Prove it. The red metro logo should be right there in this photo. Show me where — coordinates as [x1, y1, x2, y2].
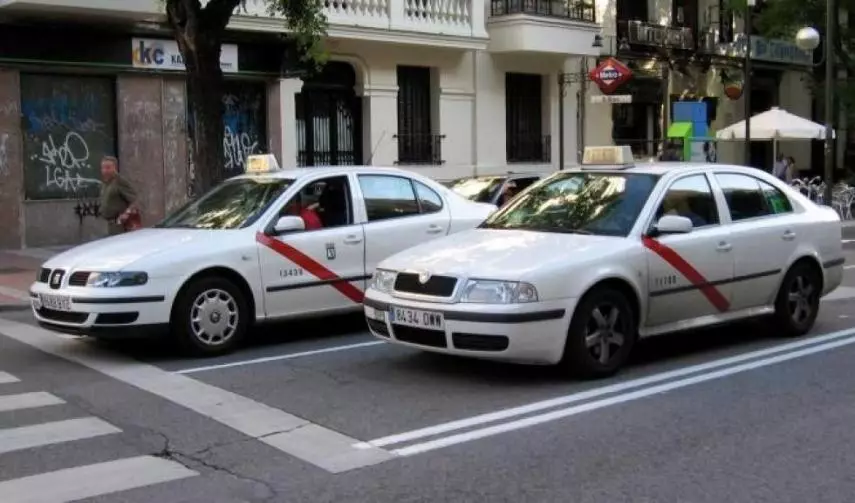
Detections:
[589, 58, 633, 95]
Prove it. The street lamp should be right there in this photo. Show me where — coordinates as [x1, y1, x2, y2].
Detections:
[744, 0, 756, 167]
[557, 34, 604, 170]
[794, 18, 834, 205]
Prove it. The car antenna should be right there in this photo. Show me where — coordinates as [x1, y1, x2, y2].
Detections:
[366, 131, 386, 165]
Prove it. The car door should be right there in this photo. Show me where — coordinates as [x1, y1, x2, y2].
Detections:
[257, 175, 367, 317]
[644, 173, 735, 328]
[713, 172, 799, 310]
[357, 174, 451, 272]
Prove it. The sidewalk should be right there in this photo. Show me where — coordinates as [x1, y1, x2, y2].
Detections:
[0, 247, 70, 311]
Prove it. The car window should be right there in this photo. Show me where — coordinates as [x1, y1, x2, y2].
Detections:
[277, 175, 352, 231]
[513, 177, 540, 192]
[655, 175, 719, 228]
[447, 176, 506, 203]
[414, 181, 443, 213]
[715, 173, 773, 221]
[482, 172, 659, 237]
[358, 175, 420, 222]
[758, 179, 793, 214]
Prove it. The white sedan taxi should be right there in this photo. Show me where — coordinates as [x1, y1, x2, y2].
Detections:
[31, 155, 495, 355]
[363, 146, 845, 378]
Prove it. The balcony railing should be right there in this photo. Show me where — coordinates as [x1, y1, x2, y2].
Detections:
[490, 0, 595, 22]
[507, 134, 551, 163]
[395, 134, 445, 165]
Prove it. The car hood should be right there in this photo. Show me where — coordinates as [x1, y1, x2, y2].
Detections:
[43, 228, 216, 271]
[378, 228, 629, 280]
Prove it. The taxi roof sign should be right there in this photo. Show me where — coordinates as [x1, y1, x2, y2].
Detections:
[246, 154, 281, 174]
[581, 146, 634, 167]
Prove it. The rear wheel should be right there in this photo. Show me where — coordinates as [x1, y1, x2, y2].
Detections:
[773, 262, 821, 337]
[560, 287, 637, 379]
[172, 277, 249, 356]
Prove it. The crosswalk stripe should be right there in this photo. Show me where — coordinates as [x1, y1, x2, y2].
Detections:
[0, 371, 19, 384]
[0, 455, 198, 503]
[0, 417, 121, 455]
[0, 392, 64, 413]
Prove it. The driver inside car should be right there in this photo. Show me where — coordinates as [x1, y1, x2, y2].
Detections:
[284, 195, 323, 231]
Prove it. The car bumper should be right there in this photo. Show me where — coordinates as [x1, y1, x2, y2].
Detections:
[363, 291, 574, 365]
[29, 281, 172, 339]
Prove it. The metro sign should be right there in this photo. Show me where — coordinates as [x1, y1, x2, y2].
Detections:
[589, 57, 633, 95]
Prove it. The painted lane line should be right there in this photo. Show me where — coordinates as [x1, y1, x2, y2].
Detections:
[176, 340, 386, 374]
[0, 391, 65, 412]
[362, 326, 855, 448]
[394, 333, 855, 456]
[844, 265, 855, 269]
[0, 371, 20, 384]
[0, 319, 393, 473]
[0, 417, 121, 455]
[0, 455, 197, 503]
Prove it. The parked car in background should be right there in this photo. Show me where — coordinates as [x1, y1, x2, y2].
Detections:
[30, 155, 497, 356]
[446, 173, 546, 207]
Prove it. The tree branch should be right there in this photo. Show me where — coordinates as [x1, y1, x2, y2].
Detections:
[200, 0, 243, 32]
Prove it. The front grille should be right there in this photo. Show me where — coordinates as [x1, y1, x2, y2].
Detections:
[68, 271, 91, 286]
[452, 333, 509, 352]
[38, 268, 50, 283]
[392, 325, 447, 348]
[48, 269, 65, 289]
[394, 273, 457, 297]
[366, 318, 390, 337]
[95, 312, 139, 325]
[37, 308, 87, 324]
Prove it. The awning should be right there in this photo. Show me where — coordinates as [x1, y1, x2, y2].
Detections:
[667, 122, 692, 138]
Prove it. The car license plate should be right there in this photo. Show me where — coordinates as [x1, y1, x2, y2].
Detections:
[39, 293, 71, 311]
[390, 307, 444, 330]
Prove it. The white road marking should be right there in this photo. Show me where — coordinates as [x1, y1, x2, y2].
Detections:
[176, 340, 386, 374]
[0, 371, 19, 384]
[842, 239, 855, 243]
[362, 326, 855, 449]
[822, 286, 855, 302]
[0, 319, 393, 473]
[393, 332, 855, 456]
[844, 265, 855, 269]
[0, 417, 121, 455]
[0, 455, 197, 503]
[0, 391, 64, 412]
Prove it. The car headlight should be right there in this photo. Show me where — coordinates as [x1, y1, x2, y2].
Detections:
[369, 269, 397, 293]
[86, 272, 148, 288]
[460, 280, 538, 304]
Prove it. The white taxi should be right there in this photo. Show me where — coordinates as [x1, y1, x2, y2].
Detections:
[363, 146, 845, 378]
[30, 155, 495, 355]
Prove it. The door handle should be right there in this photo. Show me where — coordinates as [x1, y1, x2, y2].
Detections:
[716, 241, 732, 252]
[782, 230, 796, 241]
[426, 225, 444, 234]
[343, 235, 363, 244]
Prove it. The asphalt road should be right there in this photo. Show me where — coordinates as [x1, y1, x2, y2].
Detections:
[1, 238, 855, 502]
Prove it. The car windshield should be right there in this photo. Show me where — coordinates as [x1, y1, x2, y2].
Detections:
[158, 177, 294, 230]
[481, 172, 659, 237]
[447, 176, 506, 203]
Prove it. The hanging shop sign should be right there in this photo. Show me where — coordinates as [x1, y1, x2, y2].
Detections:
[132, 38, 239, 73]
[589, 58, 633, 95]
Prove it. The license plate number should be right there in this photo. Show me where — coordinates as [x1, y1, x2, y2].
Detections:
[39, 293, 71, 311]
[391, 307, 444, 330]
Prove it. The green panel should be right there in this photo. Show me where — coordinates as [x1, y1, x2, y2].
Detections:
[667, 122, 692, 138]
[20, 74, 116, 200]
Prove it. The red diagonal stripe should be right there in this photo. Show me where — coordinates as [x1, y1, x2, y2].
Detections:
[256, 232, 364, 303]
[642, 236, 730, 312]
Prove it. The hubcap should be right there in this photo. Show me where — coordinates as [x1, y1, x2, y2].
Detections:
[585, 303, 626, 364]
[787, 275, 815, 324]
[190, 289, 238, 346]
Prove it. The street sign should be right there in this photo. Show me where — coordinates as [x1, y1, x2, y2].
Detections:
[590, 95, 633, 104]
[589, 57, 633, 95]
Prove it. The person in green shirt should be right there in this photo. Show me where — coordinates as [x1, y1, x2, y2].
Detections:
[99, 156, 140, 236]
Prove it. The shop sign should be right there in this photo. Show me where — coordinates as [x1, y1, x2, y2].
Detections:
[625, 21, 694, 51]
[701, 34, 812, 66]
[132, 38, 239, 73]
[589, 58, 633, 95]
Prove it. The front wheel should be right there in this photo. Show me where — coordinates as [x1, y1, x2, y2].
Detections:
[773, 262, 821, 337]
[560, 287, 637, 379]
[172, 277, 249, 356]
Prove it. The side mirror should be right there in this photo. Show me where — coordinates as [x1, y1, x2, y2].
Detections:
[653, 215, 693, 235]
[272, 216, 305, 234]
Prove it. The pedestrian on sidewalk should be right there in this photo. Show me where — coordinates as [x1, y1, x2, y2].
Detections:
[99, 155, 141, 236]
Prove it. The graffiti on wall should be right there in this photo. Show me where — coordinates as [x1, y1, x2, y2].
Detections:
[222, 86, 266, 173]
[20, 75, 116, 200]
[0, 133, 9, 177]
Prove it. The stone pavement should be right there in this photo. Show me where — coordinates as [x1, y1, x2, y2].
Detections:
[0, 247, 70, 311]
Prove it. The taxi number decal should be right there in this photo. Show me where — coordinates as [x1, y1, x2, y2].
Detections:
[280, 268, 304, 278]
[642, 236, 730, 312]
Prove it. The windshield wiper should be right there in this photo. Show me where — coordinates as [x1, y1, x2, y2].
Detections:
[533, 227, 592, 235]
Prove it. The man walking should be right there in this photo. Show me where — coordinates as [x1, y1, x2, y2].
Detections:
[99, 156, 140, 236]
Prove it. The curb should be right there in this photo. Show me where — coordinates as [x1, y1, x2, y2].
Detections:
[0, 304, 30, 313]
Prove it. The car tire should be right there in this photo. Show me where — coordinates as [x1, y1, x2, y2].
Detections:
[172, 276, 249, 356]
[560, 286, 637, 379]
[773, 261, 822, 337]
